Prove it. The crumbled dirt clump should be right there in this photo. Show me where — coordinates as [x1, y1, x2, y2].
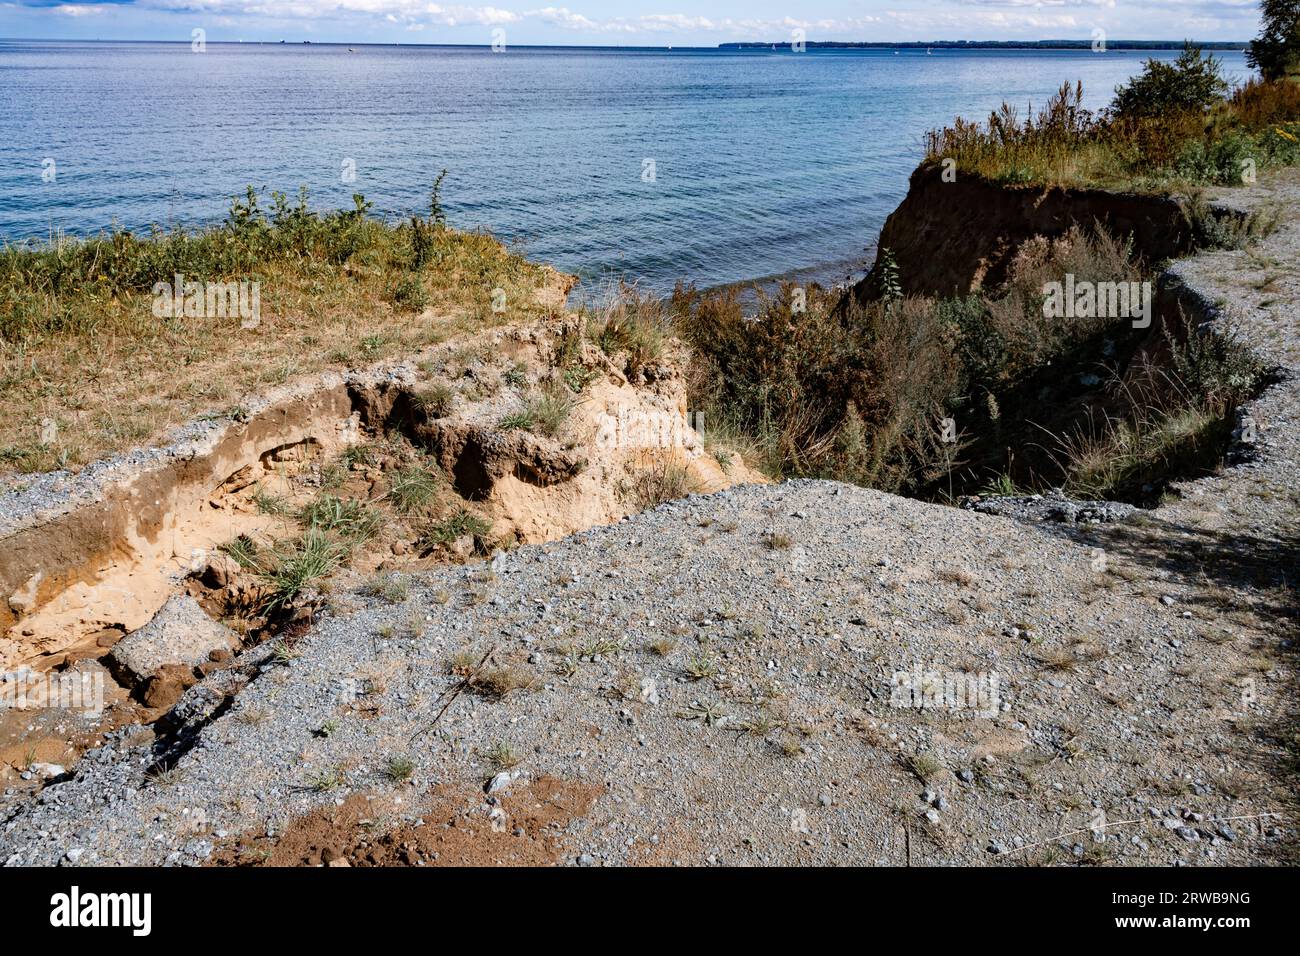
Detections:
[210, 776, 604, 867]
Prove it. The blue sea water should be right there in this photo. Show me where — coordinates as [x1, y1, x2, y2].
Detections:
[0, 41, 1252, 294]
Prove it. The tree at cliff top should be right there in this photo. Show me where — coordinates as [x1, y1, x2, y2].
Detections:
[1249, 0, 1300, 81]
[1111, 43, 1228, 120]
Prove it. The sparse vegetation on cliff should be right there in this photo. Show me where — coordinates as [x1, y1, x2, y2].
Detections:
[0, 184, 564, 474]
[924, 47, 1300, 190]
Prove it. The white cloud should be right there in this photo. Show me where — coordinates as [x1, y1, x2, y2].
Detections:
[144, 0, 520, 26]
[12, 0, 1261, 40]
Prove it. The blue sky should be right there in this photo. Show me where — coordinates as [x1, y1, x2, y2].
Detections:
[0, 1, 1263, 45]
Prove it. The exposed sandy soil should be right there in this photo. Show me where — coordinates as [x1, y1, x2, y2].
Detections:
[0, 310, 760, 792]
[210, 776, 604, 867]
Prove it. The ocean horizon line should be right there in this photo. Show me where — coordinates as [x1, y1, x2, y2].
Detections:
[0, 37, 1252, 51]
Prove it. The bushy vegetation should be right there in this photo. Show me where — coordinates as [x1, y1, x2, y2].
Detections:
[1111, 45, 1228, 120]
[924, 46, 1300, 190]
[671, 223, 1261, 502]
[672, 227, 1141, 492]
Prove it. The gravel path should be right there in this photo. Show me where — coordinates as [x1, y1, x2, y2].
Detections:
[2, 477, 1291, 866]
[1158, 169, 1300, 548]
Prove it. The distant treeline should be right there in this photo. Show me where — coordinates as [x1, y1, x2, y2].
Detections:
[719, 40, 1248, 51]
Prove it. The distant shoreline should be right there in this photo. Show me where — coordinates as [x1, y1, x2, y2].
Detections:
[721, 40, 1249, 51]
[0, 37, 1250, 52]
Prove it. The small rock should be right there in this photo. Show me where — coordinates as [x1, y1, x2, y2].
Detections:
[639, 678, 659, 706]
[108, 594, 239, 690]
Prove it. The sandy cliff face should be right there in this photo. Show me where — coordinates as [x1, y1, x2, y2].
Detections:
[0, 318, 759, 673]
[848, 164, 1199, 299]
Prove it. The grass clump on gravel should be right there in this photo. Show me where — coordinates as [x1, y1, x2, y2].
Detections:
[624, 460, 698, 508]
[445, 648, 537, 699]
[261, 529, 349, 613]
[360, 573, 410, 605]
[383, 755, 415, 783]
[486, 740, 522, 772]
[420, 509, 493, 551]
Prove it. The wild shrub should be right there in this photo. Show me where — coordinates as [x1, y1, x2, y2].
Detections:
[1112, 44, 1228, 121]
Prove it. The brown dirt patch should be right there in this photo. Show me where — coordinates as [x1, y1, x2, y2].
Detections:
[209, 774, 604, 867]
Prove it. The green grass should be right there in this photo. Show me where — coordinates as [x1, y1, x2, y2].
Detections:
[251, 486, 292, 516]
[299, 494, 381, 543]
[413, 382, 455, 418]
[260, 528, 349, 613]
[219, 533, 261, 571]
[486, 740, 522, 772]
[500, 386, 575, 438]
[684, 653, 717, 681]
[387, 466, 440, 513]
[420, 509, 493, 550]
[383, 755, 415, 783]
[979, 474, 1022, 497]
[307, 764, 346, 792]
